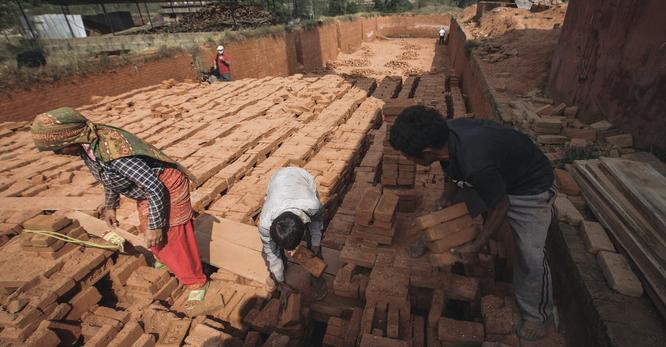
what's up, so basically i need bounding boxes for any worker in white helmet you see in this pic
[211,45,232,82]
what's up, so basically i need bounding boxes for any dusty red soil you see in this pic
[461,4,567,96]
[329,38,447,78]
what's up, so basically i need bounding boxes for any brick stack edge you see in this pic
[0,73,521,346]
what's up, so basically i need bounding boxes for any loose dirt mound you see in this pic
[399,50,418,60]
[457,4,477,23]
[384,60,409,70]
[468,4,567,38]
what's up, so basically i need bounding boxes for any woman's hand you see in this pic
[145,228,163,248]
[104,208,119,228]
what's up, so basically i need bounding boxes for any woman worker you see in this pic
[30,107,207,305]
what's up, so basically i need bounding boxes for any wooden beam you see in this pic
[193,214,269,283]
[65,210,147,249]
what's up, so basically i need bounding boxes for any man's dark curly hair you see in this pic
[270,211,305,251]
[389,106,449,157]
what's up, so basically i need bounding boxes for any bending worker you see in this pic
[30,107,208,306]
[389,106,556,341]
[259,167,327,304]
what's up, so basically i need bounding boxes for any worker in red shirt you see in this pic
[212,45,232,82]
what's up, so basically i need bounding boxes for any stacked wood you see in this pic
[572,157,666,316]
[415,203,482,266]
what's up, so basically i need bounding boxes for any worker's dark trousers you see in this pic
[439,36,445,44]
[507,186,557,324]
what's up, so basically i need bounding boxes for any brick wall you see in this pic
[378,14,452,38]
[0,14,452,123]
[447,19,496,121]
[338,20,363,54]
[361,18,379,42]
[199,32,301,79]
[299,23,340,70]
[0,54,196,122]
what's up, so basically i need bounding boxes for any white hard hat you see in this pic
[216,45,224,52]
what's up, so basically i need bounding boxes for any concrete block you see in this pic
[597,251,643,297]
[580,221,615,254]
[554,197,583,227]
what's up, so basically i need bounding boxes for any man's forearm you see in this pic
[480,195,510,242]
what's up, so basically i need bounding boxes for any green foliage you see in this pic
[328,0,360,16]
[373,0,414,13]
[563,145,596,163]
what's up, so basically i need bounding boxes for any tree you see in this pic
[0,1,19,40]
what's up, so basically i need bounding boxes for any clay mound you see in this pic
[476,4,567,37]
[457,4,477,23]
[399,50,418,60]
[384,60,409,70]
[340,58,369,67]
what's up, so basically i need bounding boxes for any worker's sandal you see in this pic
[184,281,210,310]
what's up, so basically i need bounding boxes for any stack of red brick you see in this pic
[415,203,482,267]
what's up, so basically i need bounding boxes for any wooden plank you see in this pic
[193,215,269,283]
[600,157,666,232]
[581,161,666,264]
[65,211,147,249]
[193,214,263,252]
[572,161,666,316]
[0,196,104,211]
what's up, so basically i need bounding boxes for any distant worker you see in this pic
[30,108,208,307]
[258,167,328,305]
[389,106,556,341]
[212,45,232,82]
[439,27,446,45]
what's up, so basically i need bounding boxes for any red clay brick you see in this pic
[386,304,399,338]
[437,317,484,345]
[132,334,156,347]
[372,192,399,228]
[355,188,382,226]
[157,318,191,346]
[24,326,60,347]
[359,333,408,347]
[66,286,102,320]
[291,245,327,278]
[416,203,469,230]
[22,215,71,232]
[108,321,143,347]
[86,324,119,347]
[110,255,147,286]
[280,293,302,327]
[554,168,581,196]
[428,290,445,328]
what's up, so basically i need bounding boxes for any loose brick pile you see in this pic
[0,69,496,346]
[318,77,524,347]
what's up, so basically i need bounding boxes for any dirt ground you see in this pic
[329,38,446,78]
[461,4,566,97]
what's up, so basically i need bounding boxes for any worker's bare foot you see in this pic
[408,239,427,258]
[517,318,548,341]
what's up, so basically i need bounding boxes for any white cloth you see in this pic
[258,167,323,282]
[439,29,446,37]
